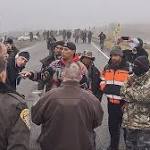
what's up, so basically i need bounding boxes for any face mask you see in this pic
[132,48,137,54]
[129,38,139,50]
[129,42,137,50]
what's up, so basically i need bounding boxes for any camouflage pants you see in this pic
[126,129,150,150]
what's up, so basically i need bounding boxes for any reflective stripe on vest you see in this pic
[106,94,122,100]
[108,99,121,104]
[100,68,129,100]
[106,80,125,86]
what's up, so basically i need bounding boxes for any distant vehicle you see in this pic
[17,35,30,41]
[33,35,38,40]
[17,35,38,41]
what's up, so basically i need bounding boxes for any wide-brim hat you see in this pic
[80,51,95,61]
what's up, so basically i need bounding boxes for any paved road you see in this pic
[17,39,125,150]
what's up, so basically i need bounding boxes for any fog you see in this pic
[0,0,150,31]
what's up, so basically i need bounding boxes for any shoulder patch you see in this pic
[20,109,30,129]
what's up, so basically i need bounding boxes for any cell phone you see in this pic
[121,36,129,40]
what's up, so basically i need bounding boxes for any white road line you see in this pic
[91,42,110,60]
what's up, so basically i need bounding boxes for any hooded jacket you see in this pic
[123,38,149,63]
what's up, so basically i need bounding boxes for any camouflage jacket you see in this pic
[121,69,150,129]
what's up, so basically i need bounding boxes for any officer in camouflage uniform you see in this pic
[121,56,150,150]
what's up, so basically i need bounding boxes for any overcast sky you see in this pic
[0,0,150,32]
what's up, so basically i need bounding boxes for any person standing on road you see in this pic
[98,32,106,50]
[74,29,80,44]
[121,56,150,150]
[47,34,57,55]
[62,29,67,41]
[37,41,65,91]
[82,30,87,43]
[66,30,72,42]
[46,30,50,40]
[4,38,19,59]
[88,30,93,44]
[100,46,129,150]
[43,30,47,40]
[80,51,103,101]
[31,62,104,150]
[0,56,30,150]
[6,51,30,90]
[29,32,34,42]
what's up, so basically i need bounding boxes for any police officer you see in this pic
[0,56,30,150]
[31,62,103,150]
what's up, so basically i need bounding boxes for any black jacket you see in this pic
[133,47,148,61]
[8,46,19,59]
[6,57,24,90]
[0,82,30,150]
[37,55,55,91]
[88,64,103,101]
[47,37,56,50]
[123,48,148,63]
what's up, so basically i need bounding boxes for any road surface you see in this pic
[17,39,125,150]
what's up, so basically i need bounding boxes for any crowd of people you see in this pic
[0,33,149,150]
[59,29,94,44]
[44,29,106,52]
